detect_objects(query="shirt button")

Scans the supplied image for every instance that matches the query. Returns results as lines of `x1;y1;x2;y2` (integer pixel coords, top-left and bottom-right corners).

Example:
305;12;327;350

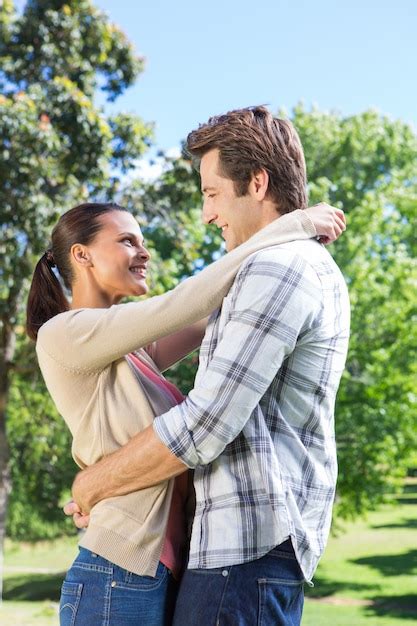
222;569;228;577
111;581;117;587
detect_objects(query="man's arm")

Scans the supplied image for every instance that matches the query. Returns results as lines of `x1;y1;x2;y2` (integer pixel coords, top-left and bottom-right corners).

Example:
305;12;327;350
72;245;322;514
72;423;187;514
153;246;323;467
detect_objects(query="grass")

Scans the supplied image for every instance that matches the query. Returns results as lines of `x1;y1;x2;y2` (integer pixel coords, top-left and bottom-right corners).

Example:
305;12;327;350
303;478;417;625
1;535;77;625
1;481;416;625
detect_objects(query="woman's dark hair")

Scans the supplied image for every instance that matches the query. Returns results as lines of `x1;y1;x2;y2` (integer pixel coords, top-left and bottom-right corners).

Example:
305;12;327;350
26;202;128;340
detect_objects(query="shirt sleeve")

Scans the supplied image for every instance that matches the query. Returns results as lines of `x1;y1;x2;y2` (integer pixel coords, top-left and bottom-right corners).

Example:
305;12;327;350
36;210;316;372
153;246;323;467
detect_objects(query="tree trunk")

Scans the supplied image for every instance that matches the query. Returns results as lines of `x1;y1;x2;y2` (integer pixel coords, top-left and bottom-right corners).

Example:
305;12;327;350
0;321;15;601
0;413;11;603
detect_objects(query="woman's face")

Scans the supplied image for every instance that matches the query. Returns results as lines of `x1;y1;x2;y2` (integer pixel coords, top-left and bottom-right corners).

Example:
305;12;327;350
81;211;151;304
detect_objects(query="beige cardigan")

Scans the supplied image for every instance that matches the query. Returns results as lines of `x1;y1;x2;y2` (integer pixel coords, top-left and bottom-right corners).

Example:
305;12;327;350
36;210;316;576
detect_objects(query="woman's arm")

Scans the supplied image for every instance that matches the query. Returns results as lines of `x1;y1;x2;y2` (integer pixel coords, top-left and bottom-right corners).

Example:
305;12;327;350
37;206;341;372
148;318;208;372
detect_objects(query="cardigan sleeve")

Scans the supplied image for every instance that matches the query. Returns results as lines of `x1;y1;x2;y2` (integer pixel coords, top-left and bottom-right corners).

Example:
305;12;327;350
36;210;316;372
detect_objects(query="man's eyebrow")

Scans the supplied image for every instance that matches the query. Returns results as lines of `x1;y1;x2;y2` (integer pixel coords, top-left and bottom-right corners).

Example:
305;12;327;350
202;186;217;193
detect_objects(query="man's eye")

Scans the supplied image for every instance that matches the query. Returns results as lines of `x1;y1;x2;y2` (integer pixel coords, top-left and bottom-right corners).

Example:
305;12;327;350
122;238;133;246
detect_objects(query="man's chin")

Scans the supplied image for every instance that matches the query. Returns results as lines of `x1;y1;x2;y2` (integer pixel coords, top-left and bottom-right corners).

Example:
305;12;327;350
224;238;235;252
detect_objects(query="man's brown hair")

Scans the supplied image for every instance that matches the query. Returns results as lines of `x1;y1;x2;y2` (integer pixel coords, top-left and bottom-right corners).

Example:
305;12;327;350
186;106;308;214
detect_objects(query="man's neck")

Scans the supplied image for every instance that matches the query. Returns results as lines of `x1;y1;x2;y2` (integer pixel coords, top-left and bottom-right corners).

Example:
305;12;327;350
253;203;282;236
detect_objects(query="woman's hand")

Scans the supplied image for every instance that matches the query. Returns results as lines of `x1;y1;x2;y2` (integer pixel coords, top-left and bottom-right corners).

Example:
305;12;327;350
63;500;90;530
305;203;346;244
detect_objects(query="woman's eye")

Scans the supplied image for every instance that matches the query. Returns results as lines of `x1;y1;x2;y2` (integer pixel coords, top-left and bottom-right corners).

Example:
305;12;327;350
123;238;133;246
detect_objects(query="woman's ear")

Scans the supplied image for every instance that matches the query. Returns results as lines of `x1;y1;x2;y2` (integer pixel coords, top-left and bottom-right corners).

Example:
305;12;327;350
70;244;93;268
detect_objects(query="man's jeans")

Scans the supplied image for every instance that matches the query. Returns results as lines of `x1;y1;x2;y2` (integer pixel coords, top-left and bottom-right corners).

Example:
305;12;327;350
173;539;304;626
59;547;177;626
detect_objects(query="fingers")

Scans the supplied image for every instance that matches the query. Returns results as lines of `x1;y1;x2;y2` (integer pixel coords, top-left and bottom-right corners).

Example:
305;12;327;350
324;208;345;233
73;512;90;529
323;210;346;244
306;202;346;245
334;208;346;226
319;224;340;245
63;500;90;529
313;204;346;226
333;212;346;232
63;500;81;516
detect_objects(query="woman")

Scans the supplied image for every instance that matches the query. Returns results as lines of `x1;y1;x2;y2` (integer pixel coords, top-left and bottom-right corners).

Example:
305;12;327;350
27;201;344;625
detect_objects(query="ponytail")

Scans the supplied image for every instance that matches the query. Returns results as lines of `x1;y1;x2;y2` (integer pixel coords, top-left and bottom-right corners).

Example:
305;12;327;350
26;251;69;340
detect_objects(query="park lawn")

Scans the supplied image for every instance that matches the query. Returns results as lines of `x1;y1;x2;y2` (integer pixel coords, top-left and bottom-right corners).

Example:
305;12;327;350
1;482;417;626
303;479;417;625
2;535;77;625
303;602;415;626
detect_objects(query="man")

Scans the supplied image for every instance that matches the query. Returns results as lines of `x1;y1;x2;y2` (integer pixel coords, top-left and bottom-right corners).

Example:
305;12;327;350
69;106;350;625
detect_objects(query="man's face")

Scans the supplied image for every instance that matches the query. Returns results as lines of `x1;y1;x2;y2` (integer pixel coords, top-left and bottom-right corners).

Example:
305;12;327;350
200;149;264;251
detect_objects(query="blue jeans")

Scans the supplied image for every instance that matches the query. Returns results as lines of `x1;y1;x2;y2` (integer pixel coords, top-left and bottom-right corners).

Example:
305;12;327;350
173;539;304;626
59;547;177;626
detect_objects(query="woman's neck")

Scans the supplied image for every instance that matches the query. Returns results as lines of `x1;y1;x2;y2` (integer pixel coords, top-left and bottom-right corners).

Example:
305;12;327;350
71;284;120;309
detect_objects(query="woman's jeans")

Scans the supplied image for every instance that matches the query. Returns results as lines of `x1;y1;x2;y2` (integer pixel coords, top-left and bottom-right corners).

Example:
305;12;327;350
173;539;304;626
59;547;177;626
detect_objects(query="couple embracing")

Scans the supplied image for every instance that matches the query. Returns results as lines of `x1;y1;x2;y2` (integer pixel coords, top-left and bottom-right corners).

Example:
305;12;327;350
27;106;349;626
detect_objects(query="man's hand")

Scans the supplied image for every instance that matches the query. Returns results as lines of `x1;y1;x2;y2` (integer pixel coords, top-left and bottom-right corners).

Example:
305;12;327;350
63;500;90;530
306;202;346;244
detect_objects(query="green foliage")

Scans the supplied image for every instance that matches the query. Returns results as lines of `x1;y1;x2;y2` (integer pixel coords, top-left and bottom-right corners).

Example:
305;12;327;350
6;335;76;540
0;0;144;99
0;0;153;540
7;382;77;540
292;106;417;517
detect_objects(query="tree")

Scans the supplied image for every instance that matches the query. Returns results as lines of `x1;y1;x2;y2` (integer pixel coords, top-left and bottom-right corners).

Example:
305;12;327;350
0;0;153;583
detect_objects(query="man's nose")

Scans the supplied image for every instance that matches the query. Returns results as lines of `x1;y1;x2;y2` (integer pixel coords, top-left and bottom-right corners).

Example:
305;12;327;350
202;201;217;225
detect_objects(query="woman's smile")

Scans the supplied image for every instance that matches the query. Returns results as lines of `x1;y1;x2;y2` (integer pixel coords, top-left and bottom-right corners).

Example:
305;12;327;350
129;263;147;278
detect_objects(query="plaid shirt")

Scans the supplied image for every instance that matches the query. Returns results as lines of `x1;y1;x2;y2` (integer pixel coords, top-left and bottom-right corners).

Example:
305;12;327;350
154;238;350;582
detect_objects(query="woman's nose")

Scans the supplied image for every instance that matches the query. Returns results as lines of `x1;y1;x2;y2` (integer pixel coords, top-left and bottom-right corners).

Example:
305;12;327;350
138;245;150;261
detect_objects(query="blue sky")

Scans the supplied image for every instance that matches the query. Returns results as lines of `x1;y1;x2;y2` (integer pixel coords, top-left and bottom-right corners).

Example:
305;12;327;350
91;0;417;152
13;0;417;152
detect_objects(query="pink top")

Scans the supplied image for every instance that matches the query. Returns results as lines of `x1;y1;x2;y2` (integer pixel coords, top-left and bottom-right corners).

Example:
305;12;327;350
127;352;189;579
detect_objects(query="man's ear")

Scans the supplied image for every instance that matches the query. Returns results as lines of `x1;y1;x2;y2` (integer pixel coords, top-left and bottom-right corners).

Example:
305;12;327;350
71;243;93;268
250;168;269;200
